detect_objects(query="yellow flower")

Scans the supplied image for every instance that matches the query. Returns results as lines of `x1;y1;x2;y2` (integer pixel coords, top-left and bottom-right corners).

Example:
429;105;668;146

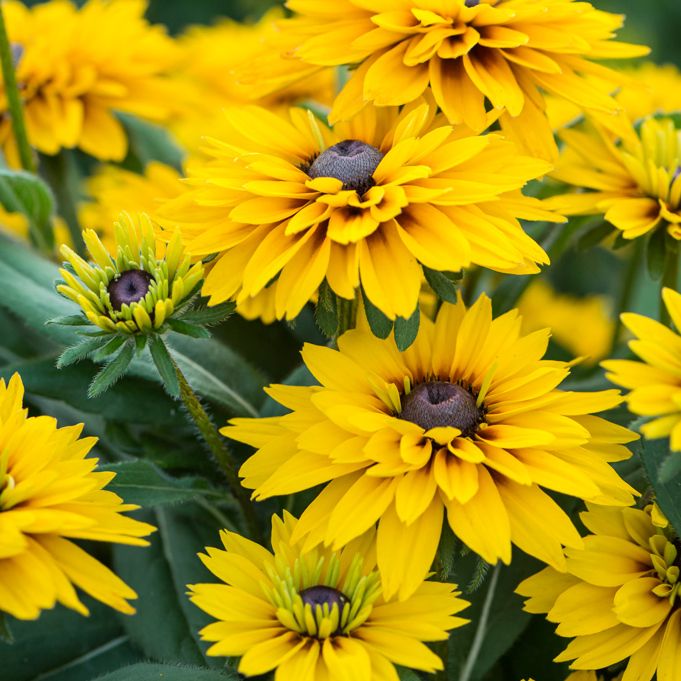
0;373;155;619
188;511;469;680
57;211;203;335
226;294;638;600
547;115;681;241
602;288;681;451
1;0;178;163
518;280;612;365
160;100;559;321
517;504;681;681
263;0;648;160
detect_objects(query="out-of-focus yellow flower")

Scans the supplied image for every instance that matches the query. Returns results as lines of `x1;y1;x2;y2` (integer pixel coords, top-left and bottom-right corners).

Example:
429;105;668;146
0;207;71;251
0;0;179;163
0;372;155;619
518;280;612;364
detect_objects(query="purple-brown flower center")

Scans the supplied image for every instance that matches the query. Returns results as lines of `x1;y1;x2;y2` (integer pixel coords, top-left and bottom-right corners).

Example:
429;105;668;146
400;381;482;435
107;269;153;311
307;139;383;194
300;585;349;612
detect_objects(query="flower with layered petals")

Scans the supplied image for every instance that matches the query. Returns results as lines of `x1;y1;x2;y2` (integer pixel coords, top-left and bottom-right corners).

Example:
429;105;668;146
518;504;681;681
0;0;178;163
0;373;155;619
189;511;468;680
57;211;203;335
226;294;638;600
602;288;681;452
547;115;681;241
255;0;648;160
160;100;559;321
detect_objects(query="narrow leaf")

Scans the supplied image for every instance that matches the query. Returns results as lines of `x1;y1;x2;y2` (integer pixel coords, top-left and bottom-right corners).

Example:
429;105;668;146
394;306;420;351
46;314;89;327
645;228;666;280
314;280;338;338
423;266;460;303
362;288;393;339
149;336;181;399
88;342;135;398
576;221;613;251
167;318;211;339
91;335;127;362
181;301;236;326
91;663;238;681
57;336;110;369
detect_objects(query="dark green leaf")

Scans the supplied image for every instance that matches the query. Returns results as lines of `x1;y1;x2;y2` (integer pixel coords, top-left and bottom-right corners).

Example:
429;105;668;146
576;221;613;251
658;452;681;484
0;613;12;644
314;280;338;338
612;231;630;250
397;667;422;681
362;288;393;339
91;664;238;681
92;336;127;362
645;228;666;280
88;342;135;398
149;336;181;399
393;307;420;351
101;460;225;507
167;318;212;339
423;266;460;303
57;336;111;369
180;302;236;326
118;113;185;170
47;314;90;327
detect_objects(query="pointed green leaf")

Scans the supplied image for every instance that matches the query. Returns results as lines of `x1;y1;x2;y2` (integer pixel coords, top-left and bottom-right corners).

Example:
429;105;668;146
576;221;614;251
57;336;111;369
645;228;666;280
91;335;127;362
149;336;181;399
91;664;238;681
394;307;420;351
423;266;460;303
46;314;90;327
88;342;135;398
180;301;236;326
314;280;338;338
362;288;393;339
167;318;212;339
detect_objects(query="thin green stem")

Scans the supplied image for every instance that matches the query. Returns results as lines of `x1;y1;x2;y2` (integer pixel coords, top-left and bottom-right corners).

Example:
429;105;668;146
661;238;679;325
609;240;642;354
173;359;262;541
0;1;33;173
458;564;500;681
336;295;358;336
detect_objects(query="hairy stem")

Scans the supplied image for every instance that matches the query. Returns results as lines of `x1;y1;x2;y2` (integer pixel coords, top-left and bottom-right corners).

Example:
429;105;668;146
173;359;261;540
0;1;33;173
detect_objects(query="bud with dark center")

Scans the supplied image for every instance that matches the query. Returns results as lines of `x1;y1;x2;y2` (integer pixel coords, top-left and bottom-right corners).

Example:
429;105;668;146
300;585;349;613
400;381;482;435
307;139;384;195
107;269;153;311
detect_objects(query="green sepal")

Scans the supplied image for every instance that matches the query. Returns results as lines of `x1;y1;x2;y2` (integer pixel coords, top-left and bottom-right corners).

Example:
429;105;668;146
167;318;212;339
0;613;12;644
362;288;393;339
88;341;135;398
423;266;460;303
645;228;666;280
45;314;89;327
149;335;181;399
576;221;614;251
134;334;148;352
91;335;127;362
56;335;111;369
180;301;236;326
394;306;420;351
314;280;338;338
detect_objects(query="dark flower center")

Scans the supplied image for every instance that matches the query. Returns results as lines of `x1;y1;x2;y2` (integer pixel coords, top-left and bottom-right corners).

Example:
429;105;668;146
300;585;349;612
107;269;153;311
307;139;384;194
465;0;481;6
400;381;482;435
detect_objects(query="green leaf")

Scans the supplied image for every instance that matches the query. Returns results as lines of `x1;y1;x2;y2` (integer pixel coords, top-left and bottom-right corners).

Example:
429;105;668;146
393;307;420;351
314;280;338;338
101;460;225;507
167;318;212;339
0;168;55;250
576;221;614;251
180;302;236;326
362;288;393;339
423;266;460;303
91;664;238;681
57;336;111;369
118;113;185;170
88;342;135;398
149;336;181;399
0;613;12;644
91;335;127;362
645;228;666;280
397;667;423;681
658;452;681;484
47;314;90;327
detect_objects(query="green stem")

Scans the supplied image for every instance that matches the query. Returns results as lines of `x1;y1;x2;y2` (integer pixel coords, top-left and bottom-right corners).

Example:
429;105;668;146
661;238;679;325
0;1;33;173
609;240;642;354
336;295;358;336
173;359;262;541
38;151;85;254
458;564;500;681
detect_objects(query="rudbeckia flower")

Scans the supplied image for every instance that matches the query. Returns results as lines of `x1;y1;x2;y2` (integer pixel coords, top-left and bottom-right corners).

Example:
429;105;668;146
226;294;638;599
518;504;681;681
547;115;681;240
160;100;559;321
256;0;648;160
0;0;178;163
602;288;681;451
188;511;468;680
0;373;155;619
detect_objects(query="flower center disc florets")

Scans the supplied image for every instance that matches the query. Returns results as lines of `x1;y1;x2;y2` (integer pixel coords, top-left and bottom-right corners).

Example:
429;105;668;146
307;139;384;195
400;381;483;435
107;269;153;311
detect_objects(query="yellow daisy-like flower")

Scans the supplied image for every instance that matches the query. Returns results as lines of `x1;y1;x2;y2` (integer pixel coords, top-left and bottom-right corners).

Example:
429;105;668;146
518;280;612;365
226;294;638;600
160;100;558;321
189;511;469;680
517;504;681;681
602;288;681;452
265;0;648;160
547;115;681;241
57;211;203;335
0;373;155;619
1;0;178;163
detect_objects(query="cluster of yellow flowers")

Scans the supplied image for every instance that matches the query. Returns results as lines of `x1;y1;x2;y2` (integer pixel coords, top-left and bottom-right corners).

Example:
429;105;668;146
3;0;681;680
